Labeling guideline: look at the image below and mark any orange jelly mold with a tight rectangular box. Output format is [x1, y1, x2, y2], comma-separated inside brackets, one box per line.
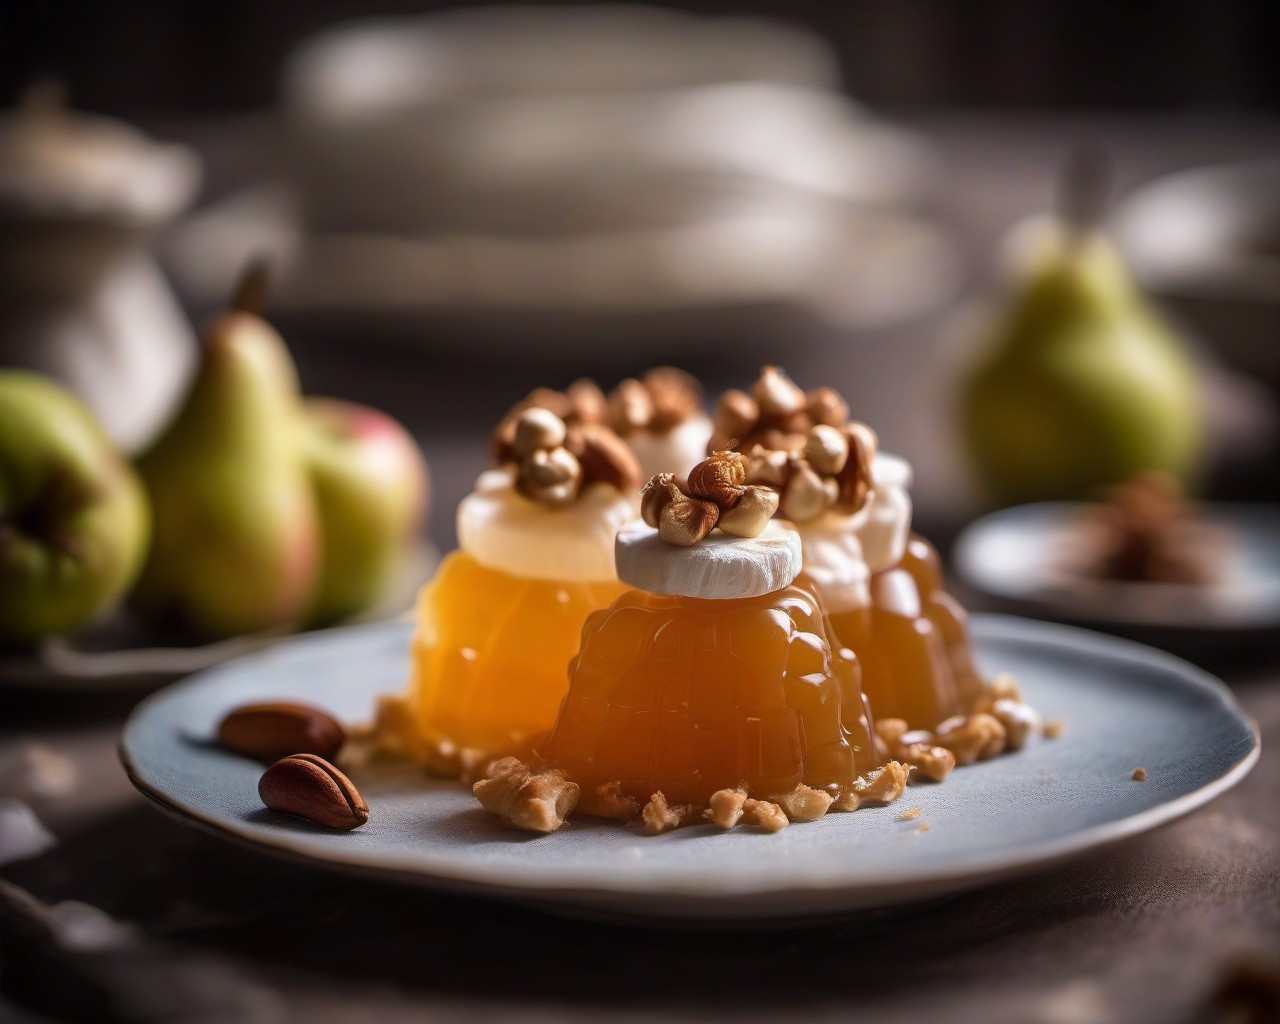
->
[408, 550, 627, 758]
[539, 583, 880, 806]
[827, 535, 984, 730]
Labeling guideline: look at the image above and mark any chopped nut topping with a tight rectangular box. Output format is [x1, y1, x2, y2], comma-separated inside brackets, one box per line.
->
[705, 787, 748, 829]
[974, 672, 1024, 713]
[1132, 767, 1148, 782]
[608, 367, 704, 436]
[641, 791, 700, 834]
[874, 719, 955, 782]
[578, 781, 641, 821]
[896, 806, 922, 821]
[935, 713, 1008, 766]
[991, 698, 1042, 752]
[902, 742, 956, 783]
[740, 798, 789, 832]
[769, 784, 834, 822]
[851, 760, 910, 806]
[473, 757, 579, 833]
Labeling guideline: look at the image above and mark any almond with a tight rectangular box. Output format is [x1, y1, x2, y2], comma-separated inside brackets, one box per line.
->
[218, 702, 346, 763]
[258, 753, 369, 830]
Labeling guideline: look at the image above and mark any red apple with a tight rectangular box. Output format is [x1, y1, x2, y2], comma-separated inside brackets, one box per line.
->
[302, 398, 429, 626]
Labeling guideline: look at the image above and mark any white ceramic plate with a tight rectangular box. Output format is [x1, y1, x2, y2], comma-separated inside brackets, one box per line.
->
[954, 503, 1280, 636]
[119, 615, 1258, 922]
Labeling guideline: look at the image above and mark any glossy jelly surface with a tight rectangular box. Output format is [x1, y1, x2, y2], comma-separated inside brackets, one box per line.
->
[828, 535, 984, 729]
[408, 550, 627, 755]
[540, 583, 880, 806]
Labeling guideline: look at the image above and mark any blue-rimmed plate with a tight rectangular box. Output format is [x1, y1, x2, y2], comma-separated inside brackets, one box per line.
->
[120, 615, 1258, 922]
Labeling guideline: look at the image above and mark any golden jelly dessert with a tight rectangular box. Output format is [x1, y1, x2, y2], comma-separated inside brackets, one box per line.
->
[397, 411, 640, 769]
[541, 526, 879, 807]
[716, 367, 986, 730]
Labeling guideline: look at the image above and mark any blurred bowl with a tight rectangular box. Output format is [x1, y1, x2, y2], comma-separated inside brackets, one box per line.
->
[1116, 160, 1280, 389]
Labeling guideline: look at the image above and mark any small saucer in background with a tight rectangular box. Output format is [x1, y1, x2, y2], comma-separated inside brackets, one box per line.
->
[953, 503, 1280, 652]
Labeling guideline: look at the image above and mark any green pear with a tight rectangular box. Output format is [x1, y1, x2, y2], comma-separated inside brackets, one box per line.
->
[960, 157, 1204, 506]
[132, 283, 319, 639]
[0, 371, 150, 647]
[302, 397, 429, 627]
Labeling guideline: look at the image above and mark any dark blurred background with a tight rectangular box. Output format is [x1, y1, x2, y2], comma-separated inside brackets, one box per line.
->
[4, 0, 1279, 113]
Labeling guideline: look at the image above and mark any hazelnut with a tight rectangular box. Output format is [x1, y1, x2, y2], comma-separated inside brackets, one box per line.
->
[834, 421, 877, 515]
[807, 386, 849, 427]
[643, 366, 702, 432]
[782, 461, 837, 522]
[567, 378, 608, 425]
[659, 496, 719, 546]
[517, 446, 582, 506]
[640, 473, 681, 528]
[575, 423, 642, 494]
[608, 378, 654, 434]
[711, 389, 758, 449]
[752, 365, 807, 419]
[717, 485, 779, 538]
[804, 424, 849, 476]
[745, 446, 792, 488]
[511, 407, 567, 459]
[687, 451, 747, 508]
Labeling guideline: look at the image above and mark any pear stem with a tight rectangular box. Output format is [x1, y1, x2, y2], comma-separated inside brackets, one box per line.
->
[231, 257, 271, 316]
[1055, 144, 1113, 245]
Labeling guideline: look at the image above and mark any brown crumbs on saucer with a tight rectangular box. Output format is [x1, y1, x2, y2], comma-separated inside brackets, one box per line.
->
[897, 806, 922, 821]
[1132, 767, 1148, 782]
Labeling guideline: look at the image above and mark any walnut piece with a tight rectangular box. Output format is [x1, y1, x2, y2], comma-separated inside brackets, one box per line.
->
[768, 784, 834, 822]
[853, 760, 910, 806]
[705, 787, 748, 829]
[641, 792, 700, 834]
[991, 698, 1042, 752]
[740, 798, 789, 832]
[935, 713, 1007, 766]
[873, 719, 955, 782]
[473, 758, 579, 833]
[577, 781, 641, 821]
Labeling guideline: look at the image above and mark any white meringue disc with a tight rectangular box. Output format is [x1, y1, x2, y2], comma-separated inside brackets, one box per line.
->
[615, 520, 802, 599]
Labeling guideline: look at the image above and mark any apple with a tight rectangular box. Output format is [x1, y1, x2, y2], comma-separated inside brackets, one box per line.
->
[0, 371, 150, 647]
[301, 398, 429, 626]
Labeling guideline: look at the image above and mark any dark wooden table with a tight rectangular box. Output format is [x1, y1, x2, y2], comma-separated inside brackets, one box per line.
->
[2, 112, 1278, 1024]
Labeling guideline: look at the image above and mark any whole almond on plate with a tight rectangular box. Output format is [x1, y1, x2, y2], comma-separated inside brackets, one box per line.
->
[218, 702, 345, 762]
[258, 753, 369, 830]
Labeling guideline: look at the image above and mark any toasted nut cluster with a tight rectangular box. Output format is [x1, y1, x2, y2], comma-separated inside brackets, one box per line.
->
[1074, 471, 1213, 586]
[473, 757, 580, 833]
[644, 452, 778, 545]
[497, 406, 641, 507]
[608, 367, 703, 435]
[708, 368, 877, 523]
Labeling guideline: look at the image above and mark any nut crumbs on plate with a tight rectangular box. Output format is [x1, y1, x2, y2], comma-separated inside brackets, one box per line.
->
[1132, 767, 1148, 781]
[897, 806, 922, 821]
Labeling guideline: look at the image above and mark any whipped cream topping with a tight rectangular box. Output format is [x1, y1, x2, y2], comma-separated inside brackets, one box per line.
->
[616, 520, 802, 600]
[794, 453, 914, 613]
[626, 413, 713, 481]
[457, 467, 633, 582]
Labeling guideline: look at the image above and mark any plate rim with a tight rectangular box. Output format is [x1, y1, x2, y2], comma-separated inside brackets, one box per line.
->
[119, 614, 1260, 908]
